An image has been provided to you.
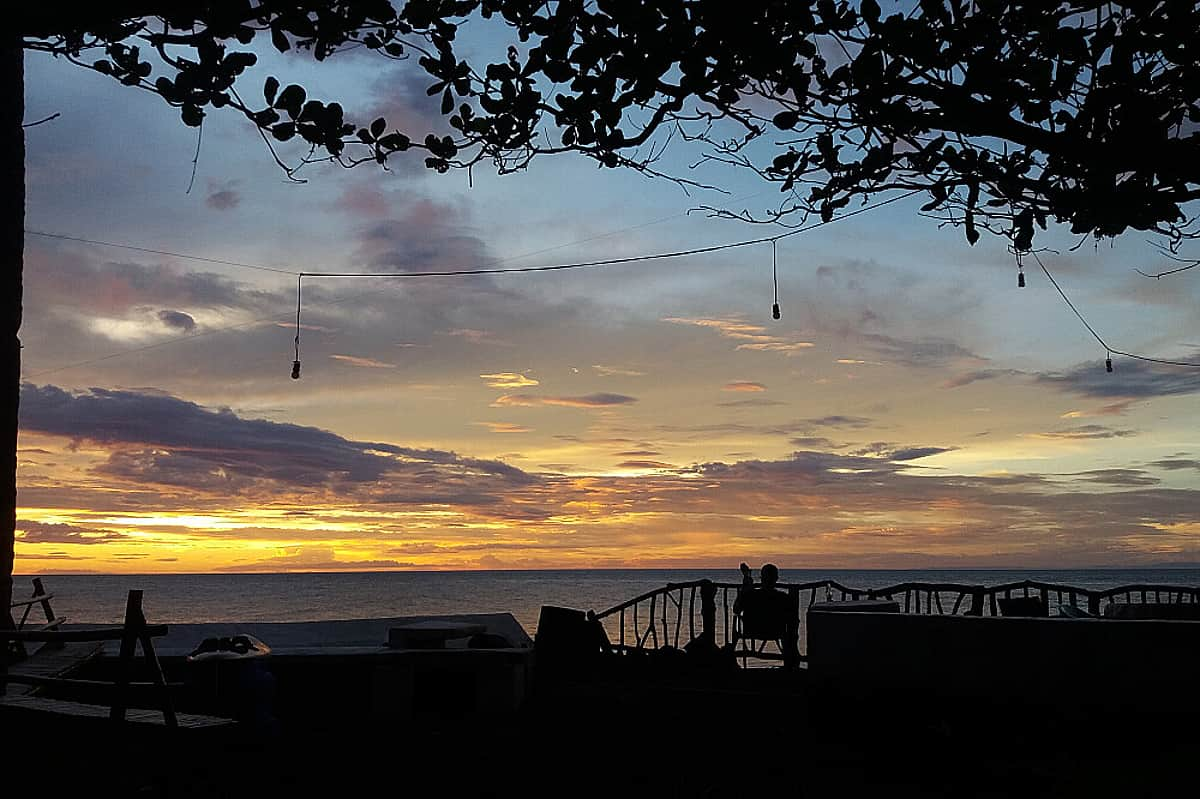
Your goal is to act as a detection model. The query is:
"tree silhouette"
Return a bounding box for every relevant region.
[7,2,1199,611]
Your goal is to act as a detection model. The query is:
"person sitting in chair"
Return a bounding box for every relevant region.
[734,563,790,643]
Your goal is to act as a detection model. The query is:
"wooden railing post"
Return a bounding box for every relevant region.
[110,589,142,722]
[968,587,985,616]
[1087,593,1101,616]
[699,580,716,644]
[784,586,800,669]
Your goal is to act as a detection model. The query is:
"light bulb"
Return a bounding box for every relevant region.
[1018,272,1025,288]
[1105,357,1112,373]
[291,360,301,380]
[772,302,781,320]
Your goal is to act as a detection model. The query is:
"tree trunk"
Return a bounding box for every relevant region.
[1,38,23,622]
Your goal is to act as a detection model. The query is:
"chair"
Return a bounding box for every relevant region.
[732,588,791,666]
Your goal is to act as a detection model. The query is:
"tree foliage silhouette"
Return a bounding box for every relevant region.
[5,1,1200,610]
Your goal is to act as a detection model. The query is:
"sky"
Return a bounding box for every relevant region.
[14,33,1200,573]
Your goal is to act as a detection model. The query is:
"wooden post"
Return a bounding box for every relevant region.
[784,586,800,669]
[968,587,985,616]
[1087,593,1101,616]
[699,579,716,645]
[0,34,25,626]
[110,590,142,722]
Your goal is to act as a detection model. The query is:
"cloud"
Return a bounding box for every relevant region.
[592,365,646,377]
[1071,469,1160,487]
[616,460,676,470]
[717,398,787,408]
[1031,425,1139,440]
[205,189,240,210]
[663,317,814,355]
[723,381,767,392]
[19,384,534,500]
[17,520,125,545]
[788,436,841,450]
[942,368,1024,389]
[861,333,981,368]
[157,310,196,332]
[1060,400,1139,418]
[1149,457,1200,472]
[800,415,873,429]
[480,372,538,388]
[329,354,396,369]
[492,393,637,408]
[474,422,532,434]
[1036,355,1200,399]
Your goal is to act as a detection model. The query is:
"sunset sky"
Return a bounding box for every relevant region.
[15,38,1200,573]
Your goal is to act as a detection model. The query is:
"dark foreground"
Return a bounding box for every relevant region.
[7,666,1196,799]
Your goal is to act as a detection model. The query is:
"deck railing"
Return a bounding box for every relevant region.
[588,578,1200,667]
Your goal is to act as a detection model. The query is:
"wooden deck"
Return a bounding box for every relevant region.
[4,641,103,696]
[0,694,233,728]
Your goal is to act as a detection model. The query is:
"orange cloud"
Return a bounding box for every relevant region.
[663,316,813,354]
[723,381,767,392]
[329,354,396,369]
[474,422,533,434]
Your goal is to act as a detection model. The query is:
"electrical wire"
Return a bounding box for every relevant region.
[1031,252,1200,368]
[295,191,919,280]
[24,229,297,276]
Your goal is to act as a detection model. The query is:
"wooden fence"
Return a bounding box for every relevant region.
[588,578,1200,667]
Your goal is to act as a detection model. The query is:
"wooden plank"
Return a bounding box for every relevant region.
[0,625,167,643]
[0,695,233,728]
[3,641,104,697]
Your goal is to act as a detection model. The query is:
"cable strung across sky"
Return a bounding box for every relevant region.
[22,188,1200,377]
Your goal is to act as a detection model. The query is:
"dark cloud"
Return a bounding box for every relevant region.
[157,309,196,332]
[717,398,787,408]
[1036,355,1200,399]
[1071,469,1160,487]
[616,460,676,470]
[1149,457,1200,472]
[787,437,841,450]
[19,384,534,501]
[24,245,282,317]
[17,520,126,545]
[1034,425,1139,440]
[205,189,240,210]
[862,333,981,368]
[801,415,873,429]
[494,393,637,408]
[942,368,1024,389]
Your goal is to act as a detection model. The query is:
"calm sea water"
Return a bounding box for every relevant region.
[16,568,1200,636]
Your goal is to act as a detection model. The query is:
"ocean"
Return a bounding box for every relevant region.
[18,568,1200,637]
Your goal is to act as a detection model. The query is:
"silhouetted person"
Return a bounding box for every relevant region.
[735,563,790,643]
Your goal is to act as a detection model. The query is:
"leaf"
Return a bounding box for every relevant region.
[379,132,410,151]
[271,122,296,141]
[370,117,386,138]
[965,212,979,245]
[772,110,800,130]
[441,87,453,115]
[275,84,306,117]
[181,104,204,127]
[860,0,881,25]
[264,76,279,106]
[271,26,290,53]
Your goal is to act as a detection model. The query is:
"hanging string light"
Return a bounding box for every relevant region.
[1106,352,1113,373]
[292,274,302,379]
[771,240,781,320]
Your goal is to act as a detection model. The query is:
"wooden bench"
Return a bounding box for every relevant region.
[2,588,234,730]
[6,577,67,660]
